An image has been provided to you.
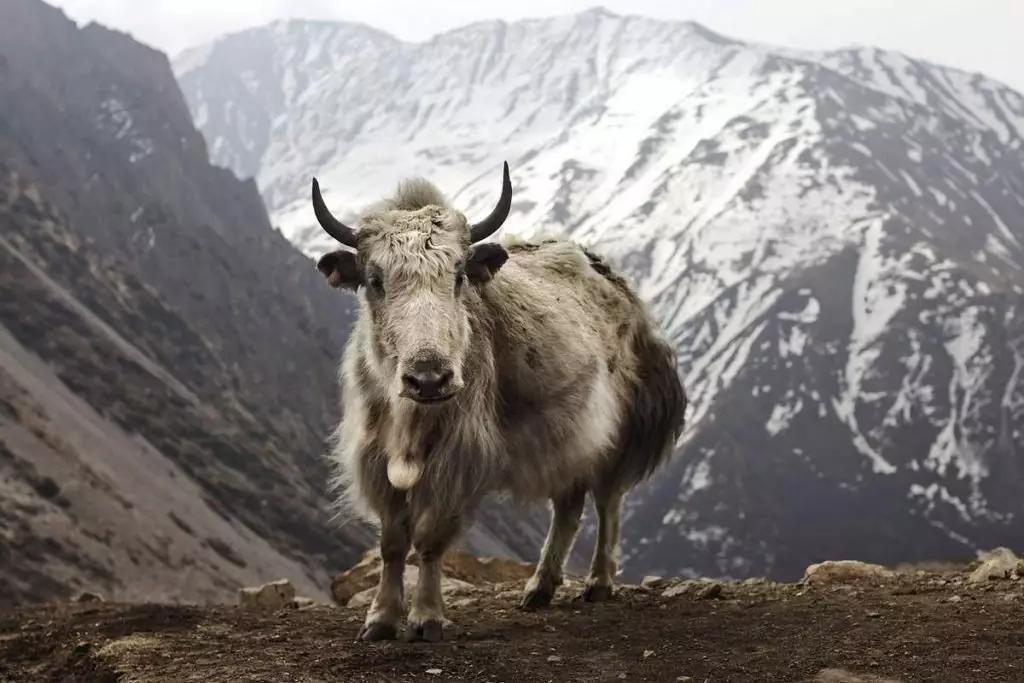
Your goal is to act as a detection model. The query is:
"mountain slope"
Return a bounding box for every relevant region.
[0,168,344,603]
[0,0,386,605]
[174,8,1024,581]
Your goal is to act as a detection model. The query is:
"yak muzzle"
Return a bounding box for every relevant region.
[400,355,456,404]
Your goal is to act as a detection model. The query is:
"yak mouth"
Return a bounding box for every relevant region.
[403,391,457,406]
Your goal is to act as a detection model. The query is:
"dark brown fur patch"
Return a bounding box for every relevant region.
[504,238,560,255]
[603,326,687,487]
[581,246,634,298]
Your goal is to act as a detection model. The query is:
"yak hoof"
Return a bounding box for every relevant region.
[520,585,555,610]
[581,584,614,603]
[403,618,444,643]
[357,621,398,642]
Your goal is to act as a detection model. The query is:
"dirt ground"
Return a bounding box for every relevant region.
[1,560,1023,683]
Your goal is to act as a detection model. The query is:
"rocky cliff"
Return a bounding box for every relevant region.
[0,0,378,606]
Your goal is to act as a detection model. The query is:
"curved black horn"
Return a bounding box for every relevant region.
[468,161,512,243]
[311,177,358,248]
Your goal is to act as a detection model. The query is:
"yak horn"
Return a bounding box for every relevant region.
[468,161,512,243]
[311,177,358,248]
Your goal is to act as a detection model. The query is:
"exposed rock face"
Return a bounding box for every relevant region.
[0,0,379,606]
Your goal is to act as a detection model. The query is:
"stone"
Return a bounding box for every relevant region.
[417,549,537,585]
[696,582,723,600]
[662,583,689,598]
[640,576,665,589]
[331,547,536,606]
[346,565,476,608]
[802,561,895,586]
[330,549,383,606]
[661,579,721,599]
[73,591,104,603]
[967,548,1021,583]
[238,579,295,611]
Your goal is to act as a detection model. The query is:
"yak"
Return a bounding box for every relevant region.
[312,161,687,642]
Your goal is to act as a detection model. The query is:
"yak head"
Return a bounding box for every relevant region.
[312,162,512,405]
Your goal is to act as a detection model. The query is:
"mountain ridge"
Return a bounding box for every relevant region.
[174,7,1024,582]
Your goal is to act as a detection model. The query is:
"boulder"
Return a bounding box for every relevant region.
[330,549,382,606]
[331,548,535,606]
[346,564,477,608]
[238,579,295,611]
[424,550,535,585]
[640,575,666,589]
[967,547,1021,583]
[802,561,895,586]
[661,579,722,599]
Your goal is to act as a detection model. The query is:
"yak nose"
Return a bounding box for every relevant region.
[401,356,454,401]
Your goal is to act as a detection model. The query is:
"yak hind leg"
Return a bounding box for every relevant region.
[520,484,587,609]
[581,483,624,603]
[404,510,463,643]
[358,499,411,642]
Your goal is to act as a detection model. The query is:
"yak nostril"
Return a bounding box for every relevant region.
[402,373,423,393]
[429,369,454,394]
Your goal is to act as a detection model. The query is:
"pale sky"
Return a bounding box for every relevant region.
[50,0,1024,93]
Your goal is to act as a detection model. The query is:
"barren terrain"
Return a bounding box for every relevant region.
[2,552,1022,683]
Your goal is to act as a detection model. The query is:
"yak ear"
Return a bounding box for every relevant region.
[465,242,508,284]
[316,250,362,291]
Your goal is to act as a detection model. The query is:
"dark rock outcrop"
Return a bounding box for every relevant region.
[0,0,371,606]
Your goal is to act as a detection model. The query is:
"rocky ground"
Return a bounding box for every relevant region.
[1,549,1022,682]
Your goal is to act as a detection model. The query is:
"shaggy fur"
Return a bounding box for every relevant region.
[315,172,687,643]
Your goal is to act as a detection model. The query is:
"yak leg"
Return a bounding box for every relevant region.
[358,498,411,642]
[582,484,624,602]
[520,484,587,609]
[405,511,462,642]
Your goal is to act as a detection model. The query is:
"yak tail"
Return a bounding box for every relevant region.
[607,326,688,487]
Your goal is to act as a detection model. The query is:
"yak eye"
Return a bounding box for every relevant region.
[454,271,466,293]
[366,274,385,295]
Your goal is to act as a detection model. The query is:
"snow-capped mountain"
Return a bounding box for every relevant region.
[173,8,1024,581]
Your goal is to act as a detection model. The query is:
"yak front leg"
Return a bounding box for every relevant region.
[358,499,411,641]
[521,484,587,609]
[404,511,462,642]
